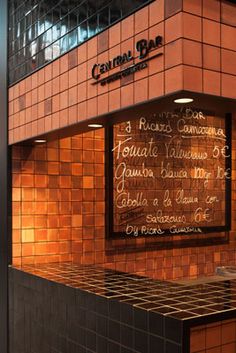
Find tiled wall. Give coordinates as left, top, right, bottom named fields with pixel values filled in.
left=12, top=115, right=236, bottom=280
left=12, top=129, right=105, bottom=266
left=190, top=319, right=236, bottom=353
left=8, top=0, right=236, bottom=145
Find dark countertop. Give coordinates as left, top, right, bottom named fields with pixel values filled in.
left=11, top=262, right=236, bottom=323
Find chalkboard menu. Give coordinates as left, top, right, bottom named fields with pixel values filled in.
left=107, top=108, right=231, bottom=238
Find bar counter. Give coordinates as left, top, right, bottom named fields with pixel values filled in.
left=9, top=263, right=236, bottom=353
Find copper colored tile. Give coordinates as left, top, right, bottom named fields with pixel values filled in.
left=77, top=42, right=87, bottom=64
left=135, top=6, right=148, bottom=34
left=68, top=105, right=78, bottom=125
left=221, top=24, right=236, bottom=51
left=68, top=48, right=78, bottom=69
left=88, top=36, right=98, bottom=59
left=183, top=39, right=202, bottom=67
left=184, top=66, right=202, bottom=92
left=87, top=97, right=98, bottom=118
left=19, top=95, right=26, bottom=111
left=183, top=13, right=202, bottom=41
left=203, top=19, right=220, bottom=46
left=203, top=0, right=220, bottom=21
left=134, top=78, right=148, bottom=104
left=121, top=14, right=134, bottom=41
left=149, top=0, right=164, bottom=25
left=203, top=44, right=220, bottom=71
left=109, top=23, right=121, bottom=48
left=183, top=0, right=202, bottom=15
left=37, top=69, right=45, bottom=86
left=60, top=53, right=69, bottom=74
left=121, top=83, right=134, bottom=108
left=203, top=70, right=220, bottom=96
left=221, top=49, right=236, bottom=75
left=165, top=39, right=182, bottom=69
left=165, top=65, right=183, bottom=94
left=45, top=98, right=52, bottom=115
left=165, top=0, right=182, bottom=18
left=68, top=67, right=78, bottom=88
left=60, top=72, right=69, bottom=92
left=98, top=30, right=109, bottom=54
left=222, top=73, right=236, bottom=99
left=221, top=1, right=236, bottom=26
left=108, top=89, right=120, bottom=112
left=44, top=64, right=52, bottom=82
left=165, top=12, right=182, bottom=43
left=97, top=93, right=108, bottom=115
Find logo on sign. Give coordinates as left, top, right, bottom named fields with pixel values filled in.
left=91, top=36, right=163, bottom=86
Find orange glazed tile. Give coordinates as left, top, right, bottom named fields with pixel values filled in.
left=183, top=13, right=202, bottom=41
left=77, top=62, right=87, bottom=84
left=52, top=59, right=60, bottom=78
left=98, top=93, right=108, bottom=115
left=121, top=14, right=134, bottom=41
left=37, top=69, right=45, bottom=86
left=68, top=105, right=77, bottom=125
left=165, top=0, right=182, bottom=18
left=25, top=76, right=32, bottom=93
left=134, top=78, right=148, bottom=104
left=183, top=39, right=202, bottom=67
left=68, top=86, right=77, bottom=106
left=78, top=82, right=87, bottom=103
left=222, top=74, right=236, bottom=99
left=149, top=0, right=164, bottom=25
left=109, top=89, right=120, bottom=112
left=77, top=42, right=87, bottom=64
left=165, top=12, right=182, bottom=43
left=68, top=67, right=78, bottom=88
left=222, top=1, right=236, bottom=26
left=109, top=22, right=121, bottom=48
left=165, top=39, right=182, bottom=69
left=221, top=49, right=236, bottom=75
left=203, top=44, right=220, bottom=71
left=184, top=66, right=203, bottom=92
left=44, top=64, right=52, bottom=82
left=59, top=91, right=68, bottom=110
left=203, top=70, right=220, bottom=96
left=59, top=108, right=69, bottom=127
left=165, top=65, right=183, bottom=94
left=221, top=24, right=236, bottom=51
left=203, top=0, right=220, bottom=21
left=87, top=36, right=98, bottom=59
left=203, top=19, right=220, bottom=46
left=97, top=30, right=109, bottom=54
left=59, top=72, right=69, bottom=92
left=135, top=6, right=148, bottom=34
left=121, top=83, right=134, bottom=108
left=206, top=325, right=221, bottom=348
left=222, top=322, right=236, bottom=344
left=183, top=0, right=202, bottom=15
left=59, top=53, right=69, bottom=74
left=87, top=97, right=98, bottom=118
left=77, top=101, right=87, bottom=121
left=222, top=343, right=236, bottom=353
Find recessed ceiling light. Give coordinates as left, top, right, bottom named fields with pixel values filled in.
left=88, top=123, right=103, bottom=128
left=34, top=139, right=46, bottom=143
left=174, top=98, right=194, bottom=104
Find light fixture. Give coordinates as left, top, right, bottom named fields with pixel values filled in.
left=88, top=123, right=103, bottom=128
left=174, top=98, right=194, bottom=104
left=34, top=139, right=46, bottom=143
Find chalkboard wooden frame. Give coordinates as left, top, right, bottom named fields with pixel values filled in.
left=105, top=112, right=232, bottom=240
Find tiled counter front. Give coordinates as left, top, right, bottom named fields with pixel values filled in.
left=9, top=263, right=236, bottom=353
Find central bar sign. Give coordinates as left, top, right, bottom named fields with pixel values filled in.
left=107, top=108, right=231, bottom=238
left=91, top=35, right=163, bottom=86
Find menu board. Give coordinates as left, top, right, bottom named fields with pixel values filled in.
left=107, top=108, right=231, bottom=238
